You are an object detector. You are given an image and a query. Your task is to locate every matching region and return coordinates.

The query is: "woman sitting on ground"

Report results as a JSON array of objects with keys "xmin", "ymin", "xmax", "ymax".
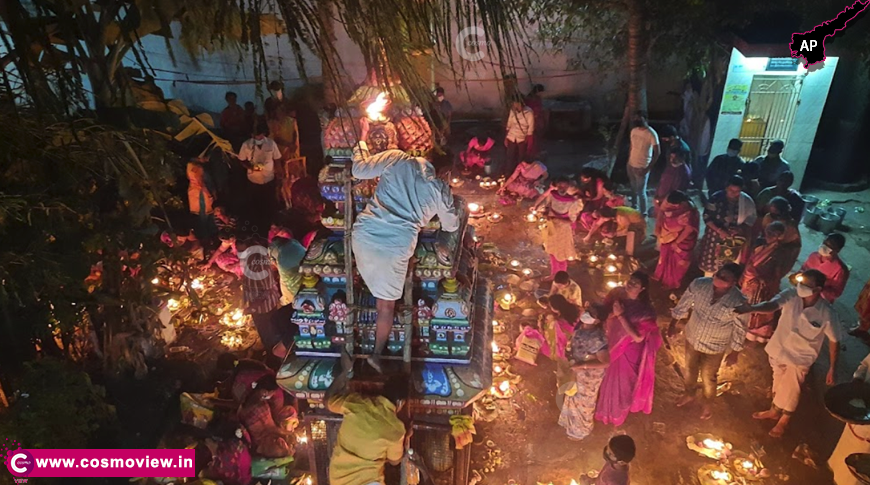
[
  {"xmin": 459, "ymin": 134, "xmax": 495, "ymax": 172},
  {"xmin": 203, "ymin": 229, "xmax": 242, "ymax": 277},
  {"xmin": 237, "ymin": 374, "xmax": 298, "ymax": 458},
  {"xmin": 499, "ymin": 158, "xmax": 548, "ymax": 200}
]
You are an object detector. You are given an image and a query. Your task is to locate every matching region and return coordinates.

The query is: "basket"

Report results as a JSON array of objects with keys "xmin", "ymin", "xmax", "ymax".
[{"xmin": 715, "ymin": 236, "xmax": 746, "ymax": 264}]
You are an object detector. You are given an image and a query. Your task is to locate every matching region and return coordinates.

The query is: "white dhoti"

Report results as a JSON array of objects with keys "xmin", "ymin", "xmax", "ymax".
[
  {"xmin": 829, "ymin": 424, "xmax": 870, "ymax": 485},
  {"xmin": 352, "ymin": 218, "xmax": 416, "ymax": 301},
  {"xmin": 769, "ymin": 355, "xmax": 809, "ymax": 413},
  {"xmin": 349, "ymin": 141, "xmax": 461, "ymax": 302}
]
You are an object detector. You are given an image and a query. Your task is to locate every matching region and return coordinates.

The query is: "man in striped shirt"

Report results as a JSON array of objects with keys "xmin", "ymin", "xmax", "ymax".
[{"xmin": 671, "ymin": 263, "xmax": 747, "ymax": 420}]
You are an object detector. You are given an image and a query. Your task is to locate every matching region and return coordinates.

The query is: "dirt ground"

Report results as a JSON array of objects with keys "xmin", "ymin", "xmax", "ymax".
[{"xmin": 449, "ymin": 166, "xmax": 870, "ymax": 485}]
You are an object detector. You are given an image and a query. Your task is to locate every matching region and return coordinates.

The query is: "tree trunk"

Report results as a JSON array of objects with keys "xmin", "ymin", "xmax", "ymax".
[
  {"xmin": 626, "ymin": 0, "xmax": 648, "ymax": 115},
  {"xmin": 607, "ymin": 0, "xmax": 648, "ymax": 176}
]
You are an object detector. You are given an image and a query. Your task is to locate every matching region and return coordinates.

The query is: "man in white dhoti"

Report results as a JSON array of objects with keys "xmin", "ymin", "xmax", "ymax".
[
  {"xmin": 738, "ymin": 269, "xmax": 841, "ymax": 437},
  {"xmin": 351, "ymin": 120, "xmax": 461, "ymax": 372}
]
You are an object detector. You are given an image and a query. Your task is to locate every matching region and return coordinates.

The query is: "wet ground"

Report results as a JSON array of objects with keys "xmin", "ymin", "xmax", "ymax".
[{"xmin": 447, "ymin": 131, "xmax": 870, "ymax": 485}]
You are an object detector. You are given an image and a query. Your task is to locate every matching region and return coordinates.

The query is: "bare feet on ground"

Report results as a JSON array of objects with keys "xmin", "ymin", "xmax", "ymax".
[{"xmin": 753, "ymin": 409, "xmax": 780, "ymax": 420}]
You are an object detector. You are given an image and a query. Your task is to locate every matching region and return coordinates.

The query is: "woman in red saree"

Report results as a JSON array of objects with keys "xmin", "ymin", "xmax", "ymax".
[
  {"xmin": 654, "ymin": 191, "xmax": 700, "ymax": 289},
  {"xmin": 741, "ymin": 221, "xmax": 791, "ymax": 342},
  {"xmin": 595, "ymin": 271, "xmax": 662, "ymax": 426}
]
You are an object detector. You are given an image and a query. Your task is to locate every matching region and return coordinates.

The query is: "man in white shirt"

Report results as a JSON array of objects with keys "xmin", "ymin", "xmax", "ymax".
[
  {"xmin": 737, "ymin": 269, "xmax": 841, "ymax": 437},
  {"xmin": 238, "ymin": 123, "xmax": 282, "ymax": 226},
  {"xmin": 627, "ymin": 111, "xmax": 660, "ymax": 216},
  {"xmin": 504, "ymin": 98, "xmax": 535, "ymax": 174},
  {"xmin": 352, "ymin": 119, "xmax": 461, "ymax": 373}
]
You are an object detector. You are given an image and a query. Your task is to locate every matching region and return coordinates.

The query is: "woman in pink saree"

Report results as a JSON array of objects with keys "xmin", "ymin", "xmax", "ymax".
[
  {"xmin": 654, "ymin": 191, "xmax": 700, "ymax": 289},
  {"xmin": 595, "ymin": 271, "xmax": 662, "ymax": 427},
  {"xmin": 499, "ymin": 159, "xmax": 548, "ymax": 200},
  {"xmin": 459, "ymin": 135, "xmax": 494, "ymax": 171}
]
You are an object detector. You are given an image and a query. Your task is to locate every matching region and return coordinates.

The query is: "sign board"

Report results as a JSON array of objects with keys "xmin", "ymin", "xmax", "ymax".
[
  {"xmin": 721, "ymin": 84, "xmax": 750, "ymax": 115},
  {"xmin": 767, "ymin": 58, "xmax": 801, "ymax": 71}
]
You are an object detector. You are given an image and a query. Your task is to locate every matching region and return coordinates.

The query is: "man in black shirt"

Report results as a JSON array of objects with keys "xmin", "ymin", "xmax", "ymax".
[{"xmin": 706, "ymin": 138, "xmax": 745, "ymax": 198}]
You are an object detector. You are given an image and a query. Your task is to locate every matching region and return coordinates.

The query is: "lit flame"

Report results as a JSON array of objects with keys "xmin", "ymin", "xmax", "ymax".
[
  {"xmin": 608, "ymin": 254, "xmax": 617, "ymax": 260},
  {"xmin": 305, "ymin": 476, "xmax": 313, "ymax": 485},
  {"xmin": 297, "ymin": 434, "xmax": 308, "ymax": 444},
  {"xmin": 570, "ymin": 480, "xmax": 579, "ymax": 485},
  {"xmin": 589, "ymin": 255, "xmax": 599, "ymax": 263},
  {"xmin": 191, "ymin": 278, "xmax": 203, "ymax": 290},
  {"xmin": 490, "ymin": 386, "xmax": 497, "ymax": 395},
  {"xmin": 167, "ymin": 299, "xmax": 179, "ymax": 311},
  {"xmin": 151, "ymin": 277, "xmax": 160, "ymax": 285},
  {"xmin": 492, "ymin": 341, "xmax": 500, "ymax": 353},
  {"xmin": 703, "ymin": 439, "xmax": 725, "ymax": 451},
  {"xmin": 502, "ymin": 293, "xmax": 515, "ymax": 303},
  {"xmin": 710, "ymin": 470, "xmax": 731, "ymax": 481},
  {"xmin": 741, "ymin": 460, "xmax": 755, "ymax": 469},
  {"xmin": 606, "ymin": 265, "xmax": 617, "ymax": 273},
  {"xmin": 499, "ymin": 381, "xmax": 510, "ymax": 392},
  {"xmin": 492, "ymin": 213, "xmax": 502, "ymax": 219},
  {"xmin": 494, "ymin": 365, "xmax": 502, "ymax": 373},
  {"xmin": 796, "ymin": 274, "xmax": 804, "ymax": 283},
  {"xmin": 492, "ymin": 320, "xmax": 500, "ymax": 326},
  {"xmin": 452, "ymin": 178, "xmax": 460, "ymax": 183},
  {"xmin": 510, "ymin": 260, "xmax": 520, "ymax": 267},
  {"xmin": 366, "ymin": 92, "xmax": 389, "ymax": 121},
  {"xmin": 232, "ymin": 309, "xmax": 244, "ymax": 321},
  {"xmin": 468, "ymin": 202, "xmax": 482, "ymax": 213},
  {"xmin": 221, "ymin": 332, "xmax": 243, "ymax": 349},
  {"xmin": 526, "ymin": 214, "xmax": 537, "ymax": 222},
  {"xmin": 522, "ymin": 269, "xmax": 532, "ymax": 276},
  {"xmin": 606, "ymin": 281, "xmax": 618, "ymax": 289}
]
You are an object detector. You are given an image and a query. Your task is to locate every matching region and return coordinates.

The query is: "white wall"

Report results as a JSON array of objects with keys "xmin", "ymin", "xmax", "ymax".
[
  {"xmin": 131, "ymin": 19, "xmax": 682, "ymax": 120},
  {"xmin": 709, "ymin": 48, "xmax": 838, "ymax": 189}
]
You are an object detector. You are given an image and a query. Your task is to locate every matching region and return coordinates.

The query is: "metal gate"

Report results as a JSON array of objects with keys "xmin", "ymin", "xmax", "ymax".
[{"xmin": 738, "ymin": 75, "xmax": 804, "ymax": 159}]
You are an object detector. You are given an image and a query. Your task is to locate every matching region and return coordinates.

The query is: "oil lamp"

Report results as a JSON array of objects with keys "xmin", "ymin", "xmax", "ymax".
[
  {"xmin": 526, "ymin": 213, "xmax": 537, "ymax": 222},
  {"xmin": 491, "ymin": 341, "xmax": 500, "ymax": 353},
  {"xmin": 608, "ymin": 254, "xmax": 617, "ymax": 261},
  {"xmin": 167, "ymin": 299, "xmax": 179, "ymax": 311},
  {"xmin": 190, "ymin": 278, "xmax": 203, "ymax": 290},
  {"xmin": 510, "ymin": 260, "xmax": 521, "ymax": 268},
  {"xmin": 710, "ymin": 470, "xmax": 730, "ymax": 481},
  {"xmin": 499, "ymin": 292, "xmax": 516, "ymax": 310},
  {"xmin": 606, "ymin": 265, "xmax": 617, "ymax": 273},
  {"xmin": 468, "ymin": 202, "xmax": 484, "ymax": 217},
  {"xmin": 606, "ymin": 281, "xmax": 618, "ymax": 289},
  {"xmin": 522, "ymin": 268, "xmax": 532, "ymax": 277},
  {"xmin": 589, "ymin": 255, "xmax": 599, "ymax": 263},
  {"xmin": 151, "ymin": 277, "xmax": 160, "ymax": 285}
]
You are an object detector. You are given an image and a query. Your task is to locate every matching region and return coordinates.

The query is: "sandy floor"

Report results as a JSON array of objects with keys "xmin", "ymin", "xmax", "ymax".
[{"xmin": 450, "ymin": 167, "xmax": 870, "ymax": 485}]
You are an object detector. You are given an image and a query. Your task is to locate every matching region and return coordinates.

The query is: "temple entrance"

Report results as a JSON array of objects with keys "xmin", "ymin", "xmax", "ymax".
[{"xmin": 738, "ymin": 74, "xmax": 804, "ymax": 159}]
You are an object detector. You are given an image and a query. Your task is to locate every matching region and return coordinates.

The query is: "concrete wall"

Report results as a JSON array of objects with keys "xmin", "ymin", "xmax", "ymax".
[
  {"xmin": 709, "ymin": 48, "xmax": 838, "ymax": 189},
  {"xmin": 131, "ymin": 20, "xmax": 683, "ymax": 121}
]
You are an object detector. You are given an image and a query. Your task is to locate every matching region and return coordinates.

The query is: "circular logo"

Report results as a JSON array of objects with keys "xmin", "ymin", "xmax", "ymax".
[
  {"xmin": 7, "ymin": 450, "xmax": 34, "ymax": 477},
  {"xmin": 238, "ymin": 245, "xmax": 272, "ymax": 281},
  {"xmin": 455, "ymin": 26, "xmax": 487, "ymax": 62}
]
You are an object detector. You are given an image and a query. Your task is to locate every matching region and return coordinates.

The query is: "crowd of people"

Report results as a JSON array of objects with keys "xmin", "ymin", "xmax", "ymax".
[{"xmin": 168, "ymin": 79, "xmax": 870, "ymax": 485}]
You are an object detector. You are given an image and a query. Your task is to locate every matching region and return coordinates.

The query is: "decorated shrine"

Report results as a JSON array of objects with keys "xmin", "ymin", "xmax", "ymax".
[{"xmin": 278, "ymin": 80, "xmax": 490, "ymax": 485}]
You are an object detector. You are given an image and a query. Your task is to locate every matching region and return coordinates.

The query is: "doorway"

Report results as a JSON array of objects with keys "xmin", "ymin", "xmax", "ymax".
[{"xmin": 737, "ymin": 74, "xmax": 804, "ymax": 159}]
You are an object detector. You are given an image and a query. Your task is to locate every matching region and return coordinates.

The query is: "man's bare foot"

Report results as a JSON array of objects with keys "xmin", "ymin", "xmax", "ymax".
[
  {"xmin": 366, "ymin": 355, "xmax": 383, "ymax": 374},
  {"xmin": 676, "ymin": 394, "xmax": 695, "ymax": 407},
  {"xmin": 752, "ymin": 409, "xmax": 780, "ymax": 420},
  {"xmin": 769, "ymin": 415, "xmax": 790, "ymax": 438},
  {"xmin": 700, "ymin": 404, "xmax": 713, "ymax": 420}
]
